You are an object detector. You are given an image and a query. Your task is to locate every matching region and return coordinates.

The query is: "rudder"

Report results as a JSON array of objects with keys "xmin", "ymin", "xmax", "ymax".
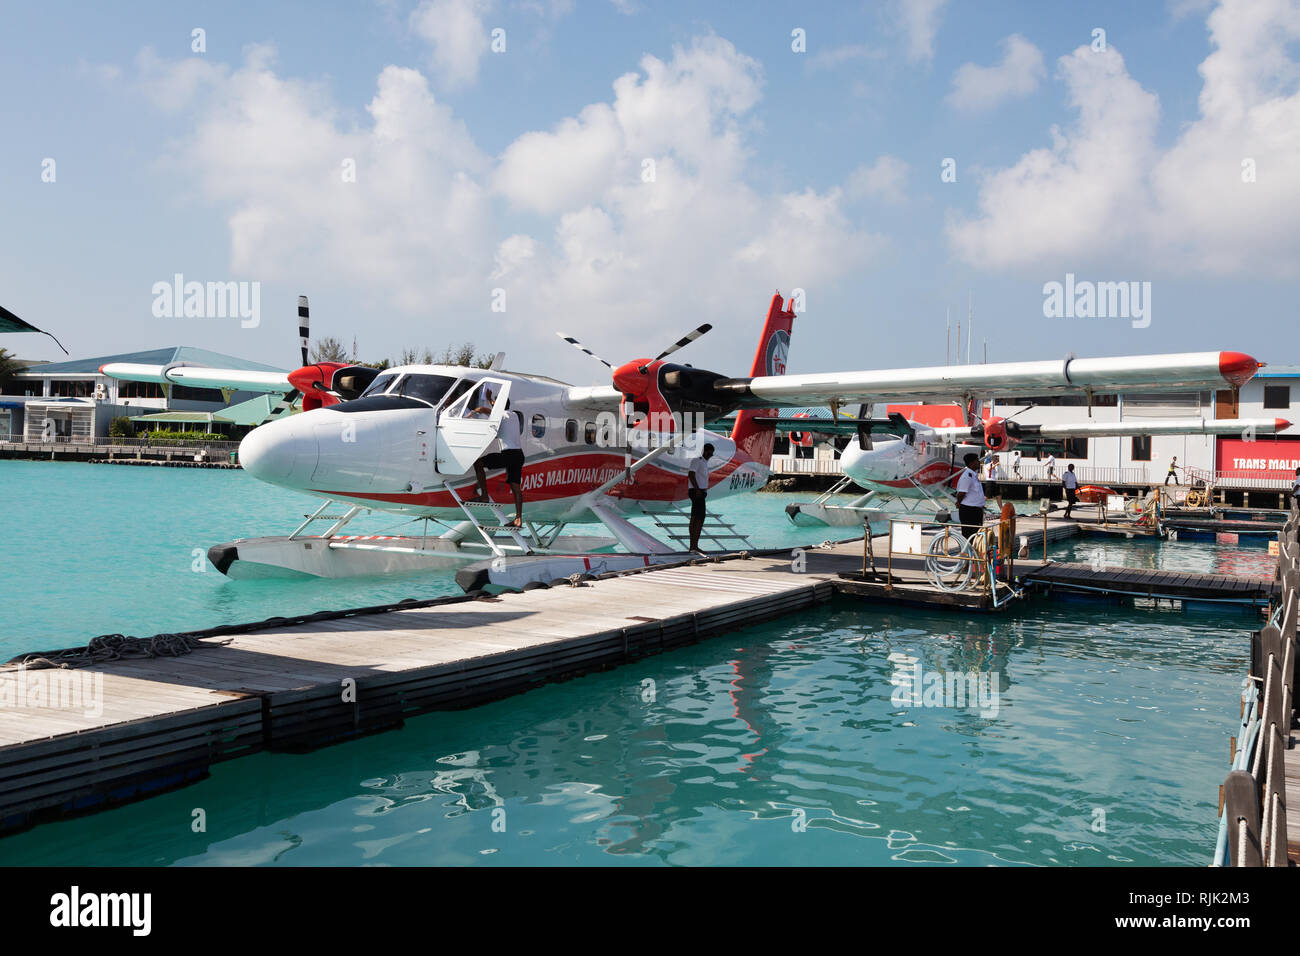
[{"xmin": 730, "ymin": 292, "xmax": 796, "ymax": 467}]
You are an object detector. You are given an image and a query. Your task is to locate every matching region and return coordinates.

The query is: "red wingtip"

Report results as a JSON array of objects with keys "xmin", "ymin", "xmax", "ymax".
[
  {"xmin": 1277, "ymin": 418, "xmax": 1292, "ymax": 432},
  {"xmin": 1219, "ymin": 351, "xmax": 1260, "ymax": 387}
]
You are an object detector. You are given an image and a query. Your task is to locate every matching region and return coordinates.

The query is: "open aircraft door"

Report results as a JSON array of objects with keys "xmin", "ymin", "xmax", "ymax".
[{"xmin": 433, "ymin": 378, "xmax": 513, "ymax": 477}]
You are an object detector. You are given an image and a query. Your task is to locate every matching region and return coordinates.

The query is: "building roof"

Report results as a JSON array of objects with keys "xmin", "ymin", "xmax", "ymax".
[
  {"xmin": 130, "ymin": 410, "xmax": 236, "ymax": 424},
  {"xmin": 1256, "ymin": 365, "xmax": 1300, "ymax": 379},
  {"xmin": 17, "ymin": 347, "xmax": 284, "ymax": 376}
]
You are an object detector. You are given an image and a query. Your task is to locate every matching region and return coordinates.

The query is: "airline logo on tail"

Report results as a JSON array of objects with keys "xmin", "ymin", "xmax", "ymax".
[{"xmin": 765, "ymin": 329, "xmax": 790, "ymax": 377}]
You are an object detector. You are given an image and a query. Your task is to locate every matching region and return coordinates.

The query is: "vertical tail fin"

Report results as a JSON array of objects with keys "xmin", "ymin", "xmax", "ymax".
[{"xmin": 730, "ymin": 292, "xmax": 796, "ymax": 467}]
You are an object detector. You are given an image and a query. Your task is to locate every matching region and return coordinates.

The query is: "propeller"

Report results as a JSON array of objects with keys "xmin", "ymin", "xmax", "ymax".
[
  {"xmin": 647, "ymin": 324, "xmax": 712, "ymax": 367},
  {"xmin": 260, "ymin": 296, "xmax": 311, "ymax": 423},
  {"xmin": 556, "ymin": 324, "xmax": 713, "ymax": 374},
  {"xmin": 555, "ymin": 333, "xmax": 612, "ymax": 369}
]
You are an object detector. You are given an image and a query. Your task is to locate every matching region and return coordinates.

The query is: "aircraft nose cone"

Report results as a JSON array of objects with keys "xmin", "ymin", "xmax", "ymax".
[{"xmin": 239, "ymin": 421, "xmax": 304, "ymax": 486}]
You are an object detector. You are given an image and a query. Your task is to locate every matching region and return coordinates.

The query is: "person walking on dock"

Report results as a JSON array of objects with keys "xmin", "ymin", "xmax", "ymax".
[
  {"xmin": 986, "ymin": 455, "xmax": 1002, "ymax": 506},
  {"xmin": 1012, "ymin": 449, "xmax": 1021, "ymax": 478},
  {"xmin": 955, "ymin": 452, "xmax": 987, "ymax": 539},
  {"xmin": 687, "ymin": 443, "xmax": 715, "ymax": 552},
  {"xmin": 1045, "ymin": 453, "xmax": 1056, "ymax": 480},
  {"xmin": 1062, "ymin": 463, "xmax": 1079, "ymax": 519},
  {"xmin": 1165, "ymin": 456, "xmax": 1179, "ymax": 485}
]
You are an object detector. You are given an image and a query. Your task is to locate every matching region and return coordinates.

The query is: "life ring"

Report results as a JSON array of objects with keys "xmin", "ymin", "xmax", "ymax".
[{"xmin": 1184, "ymin": 489, "xmax": 1204, "ymax": 508}]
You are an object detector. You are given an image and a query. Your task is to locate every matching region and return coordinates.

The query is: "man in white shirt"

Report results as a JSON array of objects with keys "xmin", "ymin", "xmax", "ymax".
[
  {"xmin": 1062, "ymin": 462, "xmax": 1080, "ymax": 519},
  {"xmin": 687, "ymin": 443, "xmax": 715, "ymax": 551},
  {"xmin": 954, "ymin": 452, "xmax": 987, "ymax": 538},
  {"xmin": 471, "ymin": 399, "xmax": 526, "ymax": 528},
  {"xmin": 1012, "ymin": 450, "xmax": 1021, "ymax": 478},
  {"xmin": 1045, "ymin": 453, "xmax": 1056, "ymax": 480}
]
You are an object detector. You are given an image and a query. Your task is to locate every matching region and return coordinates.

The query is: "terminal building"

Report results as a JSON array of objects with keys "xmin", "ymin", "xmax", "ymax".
[{"xmin": 0, "ymin": 347, "xmax": 284, "ymax": 443}]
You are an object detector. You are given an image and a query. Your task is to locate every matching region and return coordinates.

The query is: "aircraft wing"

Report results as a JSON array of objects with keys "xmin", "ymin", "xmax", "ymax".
[
  {"xmin": 715, "ymin": 351, "xmax": 1261, "ymax": 408},
  {"xmin": 927, "ymin": 417, "xmax": 1290, "ymax": 443},
  {"xmin": 101, "ymin": 362, "xmax": 291, "ymax": 393}
]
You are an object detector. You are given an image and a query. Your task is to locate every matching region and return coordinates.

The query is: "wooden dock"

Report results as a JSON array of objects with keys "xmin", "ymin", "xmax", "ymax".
[{"xmin": 1016, "ymin": 562, "xmax": 1275, "ymax": 606}]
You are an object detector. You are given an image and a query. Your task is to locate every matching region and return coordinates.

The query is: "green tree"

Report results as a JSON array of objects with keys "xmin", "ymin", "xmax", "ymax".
[
  {"xmin": 310, "ymin": 336, "xmax": 349, "ymax": 363},
  {"xmin": 0, "ymin": 347, "xmax": 23, "ymax": 378}
]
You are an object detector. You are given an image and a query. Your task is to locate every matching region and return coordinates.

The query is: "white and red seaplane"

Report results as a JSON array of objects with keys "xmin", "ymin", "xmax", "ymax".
[
  {"xmin": 102, "ymin": 294, "xmax": 1273, "ymax": 589},
  {"xmin": 782, "ymin": 393, "xmax": 1289, "ymax": 527}
]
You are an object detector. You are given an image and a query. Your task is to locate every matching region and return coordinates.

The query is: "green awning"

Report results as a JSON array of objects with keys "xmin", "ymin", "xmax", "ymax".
[
  {"xmin": 221, "ymin": 393, "xmax": 286, "ymax": 426},
  {"xmin": 129, "ymin": 411, "xmax": 235, "ymax": 424}
]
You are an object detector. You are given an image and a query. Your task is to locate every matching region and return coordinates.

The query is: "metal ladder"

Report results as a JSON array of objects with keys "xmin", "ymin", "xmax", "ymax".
[
  {"xmin": 638, "ymin": 501, "xmax": 754, "ymax": 552},
  {"xmin": 289, "ymin": 500, "xmax": 364, "ymax": 540},
  {"xmin": 444, "ymin": 484, "xmax": 534, "ymax": 556}
]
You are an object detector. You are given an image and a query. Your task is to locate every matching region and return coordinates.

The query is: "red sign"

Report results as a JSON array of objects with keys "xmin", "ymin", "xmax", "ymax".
[
  {"xmin": 1215, "ymin": 437, "xmax": 1300, "ymax": 480},
  {"xmin": 886, "ymin": 404, "xmax": 990, "ymax": 429}
]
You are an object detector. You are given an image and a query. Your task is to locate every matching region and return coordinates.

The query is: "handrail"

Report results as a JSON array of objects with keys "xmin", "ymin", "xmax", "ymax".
[{"xmin": 1213, "ymin": 503, "xmax": 1297, "ymax": 865}]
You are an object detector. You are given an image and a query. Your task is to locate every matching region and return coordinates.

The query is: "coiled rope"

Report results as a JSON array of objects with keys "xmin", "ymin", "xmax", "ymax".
[{"xmin": 12, "ymin": 632, "xmax": 230, "ymax": 671}]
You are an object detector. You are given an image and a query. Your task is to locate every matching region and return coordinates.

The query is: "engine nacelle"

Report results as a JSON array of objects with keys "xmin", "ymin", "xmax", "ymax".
[{"xmin": 983, "ymin": 417, "xmax": 1009, "ymax": 451}]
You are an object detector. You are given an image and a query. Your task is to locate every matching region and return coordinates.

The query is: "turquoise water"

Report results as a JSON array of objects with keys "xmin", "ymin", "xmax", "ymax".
[
  {"xmin": 0, "ymin": 460, "xmax": 848, "ymax": 658},
  {"xmin": 0, "ymin": 460, "xmax": 1255, "ymax": 865}
]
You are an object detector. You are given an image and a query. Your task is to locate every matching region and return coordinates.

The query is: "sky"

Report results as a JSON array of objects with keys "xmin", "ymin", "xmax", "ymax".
[{"xmin": 1, "ymin": 0, "xmax": 1297, "ymax": 386}]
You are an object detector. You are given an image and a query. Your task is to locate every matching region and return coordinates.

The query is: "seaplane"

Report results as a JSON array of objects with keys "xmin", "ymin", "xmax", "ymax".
[
  {"xmin": 99, "ymin": 294, "xmax": 1273, "ymax": 590},
  {"xmin": 781, "ymin": 397, "xmax": 1290, "ymax": 527}
]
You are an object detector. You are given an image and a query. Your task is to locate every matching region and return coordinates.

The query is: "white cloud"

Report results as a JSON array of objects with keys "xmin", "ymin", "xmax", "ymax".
[
  {"xmin": 947, "ymin": 34, "xmax": 1045, "ymax": 112},
  {"xmin": 143, "ymin": 47, "xmax": 492, "ymax": 313},
  {"xmin": 946, "ymin": 0, "xmax": 1300, "ymax": 278},
  {"xmin": 895, "ymin": 0, "xmax": 948, "ymax": 63},
  {"xmin": 947, "ymin": 45, "xmax": 1157, "ymax": 269},
  {"xmin": 409, "ymin": 0, "xmax": 492, "ymax": 90},
  {"xmin": 488, "ymin": 36, "xmax": 885, "ymax": 366},
  {"xmin": 133, "ymin": 35, "xmax": 885, "ymax": 374},
  {"xmin": 846, "ymin": 155, "xmax": 910, "ymax": 203}
]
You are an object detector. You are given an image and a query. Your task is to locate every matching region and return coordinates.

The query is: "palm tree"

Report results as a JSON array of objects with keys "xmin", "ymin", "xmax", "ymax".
[
  {"xmin": 0, "ymin": 347, "xmax": 25, "ymax": 394},
  {"xmin": 0, "ymin": 347, "xmax": 22, "ymax": 378}
]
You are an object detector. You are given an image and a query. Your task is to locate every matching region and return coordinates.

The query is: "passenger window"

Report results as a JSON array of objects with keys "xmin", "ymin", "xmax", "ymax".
[
  {"xmin": 565, "ymin": 419, "xmax": 578, "ymax": 443},
  {"xmin": 584, "ymin": 422, "xmax": 597, "ymax": 445},
  {"xmin": 531, "ymin": 413, "xmax": 546, "ymax": 439}
]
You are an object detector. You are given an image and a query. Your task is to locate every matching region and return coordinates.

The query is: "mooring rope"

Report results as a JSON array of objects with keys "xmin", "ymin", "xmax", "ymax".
[{"xmin": 10, "ymin": 632, "xmax": 230, "ymax": 671}]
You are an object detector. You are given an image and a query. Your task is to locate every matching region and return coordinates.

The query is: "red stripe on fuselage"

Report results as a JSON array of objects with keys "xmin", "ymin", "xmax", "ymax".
[{"xmin": 311, "ymin": 449, "xmax": 753, "ymax": 507}]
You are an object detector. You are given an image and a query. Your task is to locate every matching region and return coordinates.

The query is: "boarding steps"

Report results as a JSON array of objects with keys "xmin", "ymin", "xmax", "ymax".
[
  {"xmin": 637, "ymin": 501, "xmax": 754, "ymax": 552},
  {"xmin": 445, "ymin": 486, "xmax": 535, "ymax": 556}
]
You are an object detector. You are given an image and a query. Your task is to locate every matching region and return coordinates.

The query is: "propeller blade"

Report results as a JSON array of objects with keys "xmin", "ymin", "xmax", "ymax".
[
  {"xmin": 297, "ymin": 296, "xmax": 310, "ymax": 367},
  {"xmin": 652, "ymin": 324, "xmax": 712, "ymax": 363},
  {"xmin": 260, "ymin": 388, "xmax": 299, "ymax": 425},
  {"xmin": 556, "ymin": 333, "xmax": 612, "ymax": 369}
]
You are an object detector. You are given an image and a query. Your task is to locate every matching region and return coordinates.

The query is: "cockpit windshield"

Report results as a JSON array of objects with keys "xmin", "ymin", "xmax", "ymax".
[{"xmin": 392, "ymin": 373, "xmax": 458, "ymax": 406}]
